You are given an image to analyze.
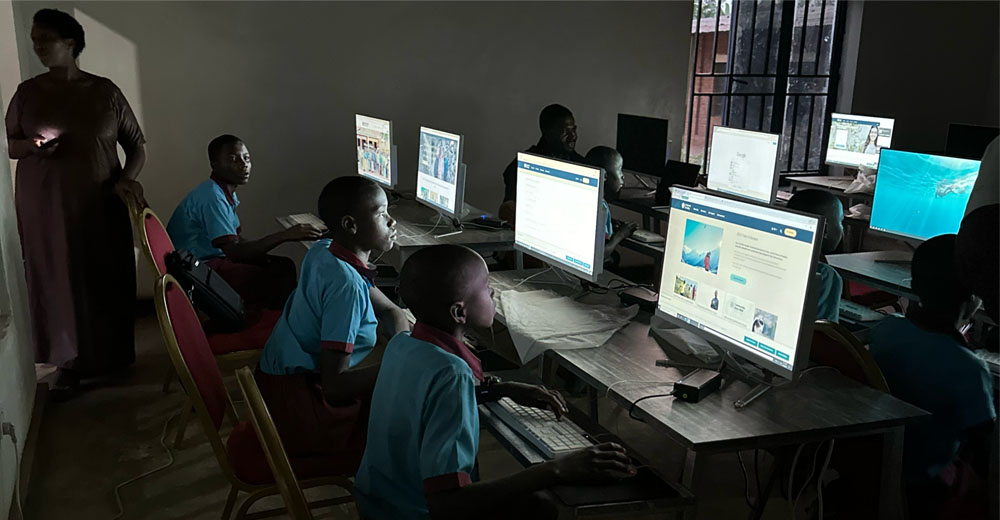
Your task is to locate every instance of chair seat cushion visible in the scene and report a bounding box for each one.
[206,310,282,355]
[226,421,361,485]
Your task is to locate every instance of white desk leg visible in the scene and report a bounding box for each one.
[879,427,905,520]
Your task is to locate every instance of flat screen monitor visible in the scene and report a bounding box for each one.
[825,113,895,169]
[946,123,999,160]
[870,150,981,242]
[355,114,395,188]
[616,114,669,177]
[416,126,465,219]
[655,187,822,379]
[706,126,781,204]
[514,152,605,282]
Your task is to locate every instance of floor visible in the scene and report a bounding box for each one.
[22,304,815,520]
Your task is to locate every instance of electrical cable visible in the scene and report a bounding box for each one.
[787,443,806,515]
[604,380,677,399]
[627,388,676,421]
[817,440,835,520]
[792,441,825,519]
[509,267,554,290]
[754,449,762,514]
[111,413,179,520]
[737,451,755,510]
[398,214,444,239]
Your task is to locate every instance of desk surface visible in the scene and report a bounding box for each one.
[826,250,916,300]
[389,198,515,251]
[788,175,873,202]
[610,188,670,219]
[489,269,928,453]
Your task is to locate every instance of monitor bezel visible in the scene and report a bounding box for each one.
[653,186,824,380]
[415,126,466,221]
[355,114,396,189]
[706,125,782,204]
[513,152,606,284]
[616,113,670,178]
[824,112,896,169]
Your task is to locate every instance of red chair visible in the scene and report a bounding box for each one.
[155,275,354,519]
[810,319,890,391]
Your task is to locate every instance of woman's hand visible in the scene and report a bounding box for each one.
[499,382,569,419]
[114,179,147,209]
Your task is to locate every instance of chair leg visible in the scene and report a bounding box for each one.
[222,485,239,520]
[235,488,281,520]
[162,363,176,393]
[174,403,193,449]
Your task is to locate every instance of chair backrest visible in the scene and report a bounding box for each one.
[810,320,890,392]
[141,208,175,277]
[154,274,239,461]
[235,367,313,520]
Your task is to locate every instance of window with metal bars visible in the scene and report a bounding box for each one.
[683,0,846,177]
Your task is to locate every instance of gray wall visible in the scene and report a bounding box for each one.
[850,0,1000,154]
[12,1,694,245]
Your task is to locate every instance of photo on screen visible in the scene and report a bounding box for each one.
[751,308,778,340]
[829,121,882,156]
[673,275,698,301]
[681,219,723,275]
[419,132,459,185]
[356,119,391,184]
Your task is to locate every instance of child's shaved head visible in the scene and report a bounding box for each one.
[399,245,494,329]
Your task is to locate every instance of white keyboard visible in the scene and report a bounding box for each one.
[487,397,593,459]
[631,229,665,244]
[286,213,327,231]
[838,300,887,323]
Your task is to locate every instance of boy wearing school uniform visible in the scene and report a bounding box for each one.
[355,245,633,520]
[584,146,639,258]
[869,234,995,518]
[786,189,845,322]
[254,176,410,473]
[166,134,323,309]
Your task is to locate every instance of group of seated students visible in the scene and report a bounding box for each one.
[163,116,995,518]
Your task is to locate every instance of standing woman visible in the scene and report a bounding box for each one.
[5,9,146,394]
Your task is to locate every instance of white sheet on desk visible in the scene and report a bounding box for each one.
[648,324,720,364]
[500,289,638,363]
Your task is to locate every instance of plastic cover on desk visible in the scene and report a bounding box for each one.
[500,289,638,363]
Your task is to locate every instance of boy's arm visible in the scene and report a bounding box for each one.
[220,224,324,262]
[605,221,638,255]
[317,283,377,405]
[319,350,379,405]
[370,285,412,334]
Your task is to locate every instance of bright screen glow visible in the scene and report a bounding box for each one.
[706,126,780,203]
[515,153,604,280]
[826,113,895,169]
[870,150,981,241]
[657,188,820,376]
[356,114,393,187]
[416,127,462,215]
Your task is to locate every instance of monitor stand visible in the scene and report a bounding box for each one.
[434,216,464,239]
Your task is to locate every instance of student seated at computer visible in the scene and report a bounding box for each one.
[166,134,323,309]
[254,176,410,473]
[500,103,585,205]
[786,189,844,322]
[355,244,633,520]
[868,234,995,518]
[585,146,639,261]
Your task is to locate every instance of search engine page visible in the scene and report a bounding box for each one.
[706,126,780,203]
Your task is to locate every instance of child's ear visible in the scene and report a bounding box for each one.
[340,215,357,235]
[450,301,467,325]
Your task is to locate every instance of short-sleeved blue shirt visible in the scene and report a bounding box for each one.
[601,199,614,239]
[355,324,483,519]
[869,317,996,479]
[258,239,378,375]
[166,179,241,260]
[815,262,843,323]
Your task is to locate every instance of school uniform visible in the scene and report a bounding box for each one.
[355,323,484,519]
[166,177,295,309]
[815,262,843,322]
[601,199,614,239]
[254,239,379,473]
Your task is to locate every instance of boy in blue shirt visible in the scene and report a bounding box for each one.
[255,176,410,474]
[167,134,323,308]
[869,234,995,517]
[786,189,845,322]
[356,245,632,520]
[584,146,639,259]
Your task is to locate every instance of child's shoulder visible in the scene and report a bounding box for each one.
[387,332,475,378]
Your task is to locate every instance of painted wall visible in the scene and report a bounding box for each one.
[11,1,693,255]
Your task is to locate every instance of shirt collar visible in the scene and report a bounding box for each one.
[411,322,483,381]
[327,240,377,283]
[210,176,237,207]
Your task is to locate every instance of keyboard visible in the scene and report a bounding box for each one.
[286,213,327,231]
[487,397,593,459]
[838,299,887,323]
[631,229,665,244]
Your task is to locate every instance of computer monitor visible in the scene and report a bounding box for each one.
[656,187,823,379]
[616,114,669,177]
[706,126,781,204]
[416,126,466,220]
[514,152,605,283]
[946,123,999,160]
[870,150,981,242]
[825,113,895,169]
[355,114,396,188]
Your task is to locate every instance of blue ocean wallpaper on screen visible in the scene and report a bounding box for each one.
[870,150,981,241]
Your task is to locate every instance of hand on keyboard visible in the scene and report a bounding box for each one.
[550,442,634,482]
[282,223,325,242]
[500,382,568,419]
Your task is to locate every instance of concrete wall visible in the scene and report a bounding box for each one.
[12,1,694,258]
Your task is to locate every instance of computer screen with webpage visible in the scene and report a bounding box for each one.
[416,127,463,217]
[656,187,821,378]
[706,126,780,204]
[356,114,394,188]
[870,150,981,242]
[826,113,895,169]
[514,153,605,282]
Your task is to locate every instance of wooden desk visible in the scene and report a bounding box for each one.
[787,175,873,204]
[489,269,928,520]
[610,188,670,232]
[826,250,917,301]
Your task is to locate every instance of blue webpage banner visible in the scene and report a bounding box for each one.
[671,198,815,244]
[520,161,598,187]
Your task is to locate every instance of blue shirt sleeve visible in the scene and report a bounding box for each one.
[954,360,997,430]
[816,263,843,323]
[319,279,368,353]
[419,367,479,495]
[199,194,239,243]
